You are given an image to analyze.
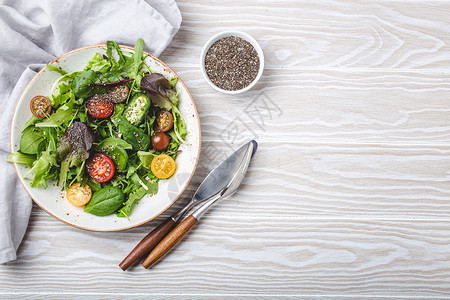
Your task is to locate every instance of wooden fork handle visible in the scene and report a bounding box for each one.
[119,217,176,271]
[142,215,198,269]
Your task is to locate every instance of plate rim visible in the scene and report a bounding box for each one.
[9,44,201,232]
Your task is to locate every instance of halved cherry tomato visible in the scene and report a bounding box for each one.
[151,154,176,179]
[151,132,170,151]
[156,109,174,132]
[109,83,129,103]
[30,95,51,118]
[66,183,92,207]
[86,153,115,183]
[86,94,113,118]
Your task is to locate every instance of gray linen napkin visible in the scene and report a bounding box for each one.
[0,0,182,263]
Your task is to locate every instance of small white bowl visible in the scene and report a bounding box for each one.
[200,30,264,94]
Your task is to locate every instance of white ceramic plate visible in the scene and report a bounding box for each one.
[10,45,201,231]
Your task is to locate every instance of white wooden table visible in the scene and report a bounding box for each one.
[2,0,450,298]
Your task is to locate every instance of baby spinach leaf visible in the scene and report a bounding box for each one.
[117,115,150,151]
[71,70,107,98]
[20,127,45,155]
[72,70,133,98]
[96,137,132,150]
[84,186,125,216]
[98,72,118,84]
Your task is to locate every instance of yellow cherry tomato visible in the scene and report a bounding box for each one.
[151,154,177,179]
[66,183,92,207]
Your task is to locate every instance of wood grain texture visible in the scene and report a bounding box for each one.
[160,0,450,70]
[1,0,450,298]
[1,214,449,297]
[178,142,450,219]
[173,67,450,144]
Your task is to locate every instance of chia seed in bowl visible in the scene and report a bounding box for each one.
[205,36,260,91]
[200,31,264,94]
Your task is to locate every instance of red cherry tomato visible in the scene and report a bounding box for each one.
[151,132,170,151]
[86,153,115,183]
[30,95,52,118]
[156,109,174,132]
[86,94,113,118]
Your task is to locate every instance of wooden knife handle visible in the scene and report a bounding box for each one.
[142,215,198,269]
[119,217,176,271]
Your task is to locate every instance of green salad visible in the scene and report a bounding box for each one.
[8,39,187,218]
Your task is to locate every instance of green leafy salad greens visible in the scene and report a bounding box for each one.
[7,39,187,218]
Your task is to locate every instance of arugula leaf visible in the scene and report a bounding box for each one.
[137,151,156,169]
[51,89,74,107]
[172,110,187,143]
[110,103,125,126]
[35,103,74,128]
[146,114,156,137]
[121,55,135,74]
[87,178,102,192]
[169,77,178,87]
[50,71,83,107]
[25,150,58,188]
[106,41,126,71]
[84,53,111,73]
[125,163,141,179]
[116,186,145,218]
[41,127,58,152]
[22,115,41,132]
[130,39,144,79]
[7,152,36,168]
[46,64,67,75]
[116,176,158,218]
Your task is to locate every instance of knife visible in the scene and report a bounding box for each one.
[141,140,257,269]
[119,140,257,271]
